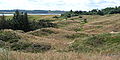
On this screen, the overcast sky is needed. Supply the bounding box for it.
[0,0,120,11]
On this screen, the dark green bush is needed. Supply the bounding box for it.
[0,40,5,47]
[29,19,57,31]
[79,16,82,18]
[53,16,59,19]
[11,42,30,51]
[30,43,51,53]
[0,11,57,32]
[11,42,51,53]
[65,33,89,39]
[0,30,20,43]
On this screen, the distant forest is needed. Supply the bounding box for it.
[61,6,120,18]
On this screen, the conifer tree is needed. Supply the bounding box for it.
[23,12,30,31]
[12,10,30,31]
[0,14,6,29]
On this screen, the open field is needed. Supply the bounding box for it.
[0,14,120,60]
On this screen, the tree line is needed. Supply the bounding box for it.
[0,10,56,32]
[61,6,120,18]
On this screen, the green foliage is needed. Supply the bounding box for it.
[97,10,104,16]
[29,19,57,30]
[65,33,89,39]
[86,33,120,47]
[12,10,30,32]
[0,30,51,53]
[11,42,51,53]
[53,16,59,19]
[0,10,57,32]
[61,10,78,18]
[70,33,120,53]
[61,6,120,18]
[79,16,82,18]
[11,42,30,51]
[83,19,87,23]
[74,27,83,32]
[0,30,20,43]
[0,14,11,29]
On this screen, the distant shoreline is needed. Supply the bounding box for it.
[0,13,61,16]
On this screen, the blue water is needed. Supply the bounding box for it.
[0,14,13,16]
[0,13,61,16]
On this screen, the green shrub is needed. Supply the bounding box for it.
[53,16,59,19]
[74,27,83,32]
[0,30,20,43]
[65,33,89,39]
[30,43,51,53]
[0,40,5,47]
[11,42,51,53]
[11,42,30,51]
[29,19,57,31]
[79,16,82,18]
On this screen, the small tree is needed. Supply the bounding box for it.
[23,12,30,31]
[12,10,30,31]
[97,10,104,16]
[0,14,6,29]
[84,19,88,23]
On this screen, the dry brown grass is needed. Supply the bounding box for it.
[82,14,120,34]
[0,51,120,60]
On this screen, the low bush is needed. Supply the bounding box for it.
[0,30,21,43]
[65,33,89,39]
[11,42,51,53]
[29,19,57,31]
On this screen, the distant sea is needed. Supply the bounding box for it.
[0,13,61,16]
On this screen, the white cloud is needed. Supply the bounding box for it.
[0,0,120,11]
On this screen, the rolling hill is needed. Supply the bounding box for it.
[0,14,120,60]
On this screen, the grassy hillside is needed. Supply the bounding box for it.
[0,14,120,60]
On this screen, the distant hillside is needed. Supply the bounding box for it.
[0,10,66,14]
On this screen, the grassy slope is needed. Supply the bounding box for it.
[0,14,120,60]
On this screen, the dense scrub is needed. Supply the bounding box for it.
[0,30,20,43]
[0,30,21,48]
[0,10,57,32]
[29,19,57,31]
